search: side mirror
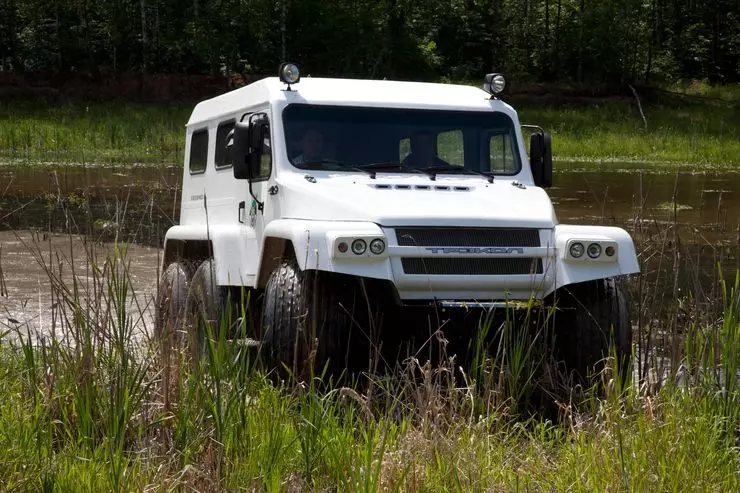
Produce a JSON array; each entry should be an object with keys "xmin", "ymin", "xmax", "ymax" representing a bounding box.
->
[
  {"xmin": 232, "ymin": 121, "xmax": 251, "ymax": 179},
  {"xmin": 233, "ymin": 115, "xmax": 269, "ymax": 180},
  {"xmin": 530, "ymin": 132, "xmax": 552, "ymax": 188}
]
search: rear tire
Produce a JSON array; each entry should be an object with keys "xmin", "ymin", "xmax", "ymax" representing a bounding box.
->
[
  {"xmin": 261, "ymin": 258, "xmax": 368, "ymax": 382},
  {"xmin": 155, "ymin": 261, "xmax": 189, "ymax": 410},
  {"xmin": 156, "ymin": 262, "xmax": 188, "ymax": 343},
  {"xmin": 552, "ymin": 277, "xmax": 632, "ymax": 387},
  {"xmin": 185, "ymin": 259, "xmax": 228, "ymax": 362}
]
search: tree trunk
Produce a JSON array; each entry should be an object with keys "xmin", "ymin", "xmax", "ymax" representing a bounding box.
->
[
  {"xmin": 141, "ymin": 0, "xmax": 147, "ymax": 73},
  {"xmin": 577, "ymin": 0, "xmax": 585, "ymax": 82}
]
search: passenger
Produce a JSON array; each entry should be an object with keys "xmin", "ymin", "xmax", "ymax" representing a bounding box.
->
[
  {"xmin": 293, "ymin": 129, "xmax": 324, "ymax": 165},
  {"xmin": 402, "ymin": 131, "xmax": 447, "ymax": 168}
]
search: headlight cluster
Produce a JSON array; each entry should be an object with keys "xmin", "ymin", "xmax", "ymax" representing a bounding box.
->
[
  {"xmin": 566, "ymin": 239, "xmax": 617, "ymax": 262},
  {"xmin": 334, "ymin": 236, "xmax": 386, "ymax": 258}
]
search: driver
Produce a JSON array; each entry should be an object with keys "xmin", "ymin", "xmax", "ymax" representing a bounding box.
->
[
  {"xmin": 293, "ymin": 128, "xmax": 324, "ymax": 165},
  {"xmin": 402, "ymin": 131, "xmax": 447, "ymax": 168}
]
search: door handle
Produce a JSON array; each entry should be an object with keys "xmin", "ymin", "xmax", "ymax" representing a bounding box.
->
[{"xmin": 238, "ymin": 201, "xmax": 246, "ymax": 223}]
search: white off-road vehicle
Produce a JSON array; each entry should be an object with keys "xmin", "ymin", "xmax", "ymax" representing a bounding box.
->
[{"xmin": 156, "ymin": 64, "xmax": 639, "ymax": 382}]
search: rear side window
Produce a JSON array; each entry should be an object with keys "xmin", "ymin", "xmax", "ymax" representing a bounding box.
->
[
  {"xmin": 189, "ymin": 129, "xmax": 209, "ymax": 174},
  {"xmin": 215, "ymin": 120, "xmax": 235, "ymax": 168}
]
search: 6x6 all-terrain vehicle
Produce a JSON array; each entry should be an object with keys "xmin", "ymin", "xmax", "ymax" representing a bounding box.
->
[{"xmin": 156, "ymin": 64, "xmax": 639, "ymax": 383}]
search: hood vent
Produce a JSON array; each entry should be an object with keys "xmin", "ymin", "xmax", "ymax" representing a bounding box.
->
[{"xmin": 369, "ymin": 184, "xmax": 472, "ymax": 192}]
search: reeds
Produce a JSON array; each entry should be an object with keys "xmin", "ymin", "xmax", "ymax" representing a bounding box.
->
[{"xmin": 0, "ymin": 221, "xmax": 738, "ymax": 490}]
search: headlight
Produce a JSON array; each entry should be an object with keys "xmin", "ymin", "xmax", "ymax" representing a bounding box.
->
[
  {"xmin": 565, "ymin": 239, "xmax": 618, "ymax": 262},
  {"xmin": 569, "ymin": 242, "xmax": 585, "ymax": 258},
  {"xmin": 351, "ymin": 239, "xmax": 367, "ymax": 255},
  {"xmin": 587, "ymin": 243, "xmax": 602, "ymax": 258},
  {"xmin": 369, "ymin": 239, "xmax": 385, "ymax": 254}
]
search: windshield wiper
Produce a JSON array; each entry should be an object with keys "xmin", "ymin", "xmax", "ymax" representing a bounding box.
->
[
  {"xmin": 358, "ymin": 161, "xmax": 435, "ymax": 178},
  {"xmin": 301, "ymin": 159, "xmax": 377, "ymax": 178},
  {"xmin": 423, "ymin": 165, "xmax": 494, "ymax": 183}
]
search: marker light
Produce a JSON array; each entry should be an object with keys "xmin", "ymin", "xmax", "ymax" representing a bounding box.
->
[
  {"xmin": 483, "ymin": 73, "xmax": 506, "ymax": 95},
  {"xmin": 351, "ymin": 239, "xmax": 367, "ymax": 255},
  {"xmin": 278, "ymin": 62, "xmax": 300, "ymax": 85},
  {"xmin": 369, "ymin": 239, "xmax": 386, "ymax": 255},
  {"xmin": 569, "ymin": 242, "xmax": 585, "ymax": 258},
  {"xmin": 605, "ymin": 246, "xmax": 616, "ymax": 257},
  {"xmin": 337, "ymin": 242, "xmax": 348, "ymax": 253},
  {"xmin": 587, "ymin": 243, "xmax": 602, "ymax": 258}
]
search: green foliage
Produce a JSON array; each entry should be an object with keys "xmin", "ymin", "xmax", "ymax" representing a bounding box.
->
[{"xmin": 0, "ymin": 0, "xmax": 737, "ymax": 84}]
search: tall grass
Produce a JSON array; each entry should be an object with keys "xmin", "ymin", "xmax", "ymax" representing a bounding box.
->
[
  {"xmin": 0, "ymin": 227, "xmax": 738, "ymax": 490},
  {"xmin": 518, "ymin": 101, "xmax": 740, "ymax": 168},
  {"xmin": 1, "ymin": 97, "xmax": 738, "ymax": 169},
  {"xmin": 0, "ymin": 102, "xmax": 189, "ymax": 166}
]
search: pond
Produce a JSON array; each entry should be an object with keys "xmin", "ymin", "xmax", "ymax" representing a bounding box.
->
[{"xmin": 1, "ymin": 163, "xmax": 738, "ymax": 339}]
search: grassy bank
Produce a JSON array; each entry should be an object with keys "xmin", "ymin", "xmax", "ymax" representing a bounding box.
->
[
  {"xmin": 1, "ymin": 94, "xmax": 738, "ymax": 170},
  {"xmin": 0, "ymin": 102, "xmax": 190, "ymax": 166},
  {"xmin": 0, "ymin": 236, "xmax": 738, "ymax": 491}
]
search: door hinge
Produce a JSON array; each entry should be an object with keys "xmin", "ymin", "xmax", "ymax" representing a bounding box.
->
[{"xmin": 268, "ymin": 185, "xmax": 279, "ymax": 196}]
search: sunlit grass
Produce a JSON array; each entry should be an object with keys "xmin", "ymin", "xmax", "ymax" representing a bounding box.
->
[
  {"xmin": 0, "ymin": 230, "xmax": 738, "ymax": 491},
  {"xmin": 1, "ymin": 96, "xmax": 738, "ymax": 170},
  {"xmin": 518, "ymin": 101, "xmax": 740, "ymax": 169},
  {"xmin": 0, "ymin": 102, "xmax": 189, "ymax": 166}
]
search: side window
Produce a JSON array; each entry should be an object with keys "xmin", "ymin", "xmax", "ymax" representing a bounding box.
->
[
  {"xmin": 257, "ymin": 120, "xmax": 272, "ymax": 180},
  {"xmin": 437, "ymin": 130, "xmax": 464, "ymax": 166},
  {"xmin": 399, "ymin": 137, "xmax": 410, "ymax": 162},
  {"xmin": 215, "ymin": 120, "xmax": 235, "ymax": 168},
  {"xmin": 189, "ymin": 129, "xmax": 208, "ymax": 174},
  {"xmin": 489, "ymin": 132, "xmax": 517, "ymax": 174}
]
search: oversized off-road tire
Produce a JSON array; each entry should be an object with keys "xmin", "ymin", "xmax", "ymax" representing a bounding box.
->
[
  {"xmin": 155, "ymin": 262, "xmax": 188, "ymax": 342},
  {"xmin": 261, "ymin": 258, "xmax": 368, "ymax": 382},
  {"xmin": 552, "ymin": 277, "xmax": 632, "ymax": 387},
  {"xmin": 155, "ymin": 261, "xmax": 189, "ymax": 411},
  {"xmin": 185, "ymin": 259, "xmax": 228, "ymax": 362}
]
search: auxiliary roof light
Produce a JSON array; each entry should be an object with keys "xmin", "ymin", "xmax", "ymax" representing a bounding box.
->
[
  {"xmin": 483, "ymin": 73, "xmax": 506, "ymax": 97},
  {"xmin": 279, "ymin": 62, "xmax": 301, "ymax": 87}
]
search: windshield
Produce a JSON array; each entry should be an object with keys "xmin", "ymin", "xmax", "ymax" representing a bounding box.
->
[{"xmin": 283, "ymin": 105, "xmax": 521, "ymax": 175}]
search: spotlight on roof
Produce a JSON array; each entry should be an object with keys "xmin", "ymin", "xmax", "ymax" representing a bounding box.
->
[
  {"xmin": 278, "ymin": 62, "xmax": 300, "ymax": 89},
  {"xmin": 483, "ymin": 73, "xmax": 506, "ymax": 97}
]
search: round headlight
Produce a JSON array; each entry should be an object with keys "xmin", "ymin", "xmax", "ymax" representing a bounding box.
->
[
  {"xmin": 369, "ymin": 239, "xmax": 385, "ymax": 255},
  {"xmin": 351, "ymin": 239, "xmax": 367, "ymax": 255},
  {"xmin": 605, "ymin": 246, "xmax": 616, "ymax": 257},
  {"xmin": 491, "ymin": 74, "xmax": 506, "ymax": 93},
  {"xmin": 569, "ymin": 242, "xmax": 585, "ymax": 258},
  {"xmin": 587, "ymin": 243, "xmax": 602, "ymax": 258},
  {"xmin": 279, "ymin": 62, "xmax": 300, "ymax": 84}
]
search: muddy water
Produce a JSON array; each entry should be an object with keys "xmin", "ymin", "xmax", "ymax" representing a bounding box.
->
[{"xmin": 1, "ymin": 164, "xmax": 739, "ymax": 337}]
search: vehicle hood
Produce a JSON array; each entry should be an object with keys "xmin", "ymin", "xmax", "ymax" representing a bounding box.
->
[{"xmin": 276, "ymin": 173, "xmax": 557, "ymax": 228}]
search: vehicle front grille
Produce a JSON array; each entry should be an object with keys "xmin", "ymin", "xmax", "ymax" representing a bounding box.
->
[
  {"xmin": 401, "ymin": 257, "xmax": 543, "ymax": 276},
  {"xmin": 395, "ymin": 227, "xmax": 540, "ymax": 247}
]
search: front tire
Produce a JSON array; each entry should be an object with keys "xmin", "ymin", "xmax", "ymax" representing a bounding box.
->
[
  {"xmin": 552, "ymin": 278, "xmax": 632, "ymax": 387},
  {"xmin": 261, "ymin": 258, "xmax": 367, "ymax": 382}
]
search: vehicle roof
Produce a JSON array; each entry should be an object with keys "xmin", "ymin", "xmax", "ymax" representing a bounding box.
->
[{"xmin": 187, "ymin": 76, "xmax": 514, "ymax": 127}]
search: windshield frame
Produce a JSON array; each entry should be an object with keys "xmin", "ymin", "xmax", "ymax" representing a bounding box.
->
[{"xmin": 281, "ymin": 103, "xmax": 523, "ymax": 176}]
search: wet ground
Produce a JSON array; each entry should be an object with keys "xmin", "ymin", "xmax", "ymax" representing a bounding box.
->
[{"xmin": 0, "ymin": 163, "xmax": 739, "ymax": 339}]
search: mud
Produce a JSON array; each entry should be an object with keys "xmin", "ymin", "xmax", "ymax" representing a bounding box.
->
[{"xmin": 0, "ymin": 230, "xmax": 160, "ymax": 341}]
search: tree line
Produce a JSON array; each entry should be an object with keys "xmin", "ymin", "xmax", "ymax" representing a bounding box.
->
[{"xmin": 1, "ymin": 0, "xmax": 738, "ymax": 86}]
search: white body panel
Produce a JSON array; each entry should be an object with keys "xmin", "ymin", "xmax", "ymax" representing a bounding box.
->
[{"xmin": 166, "ymin": 76, "xmax": 640, "ymax": 303}]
